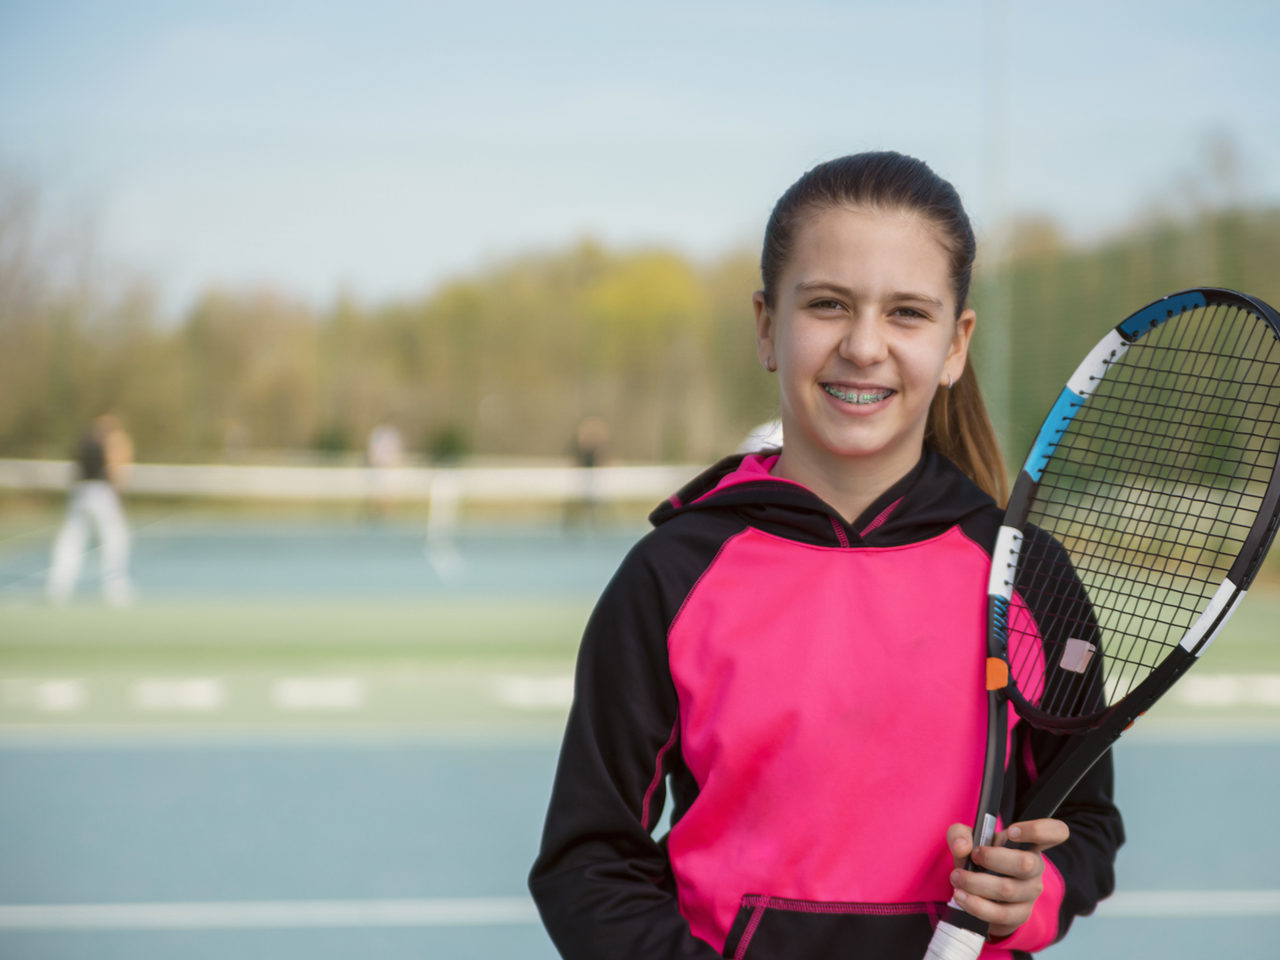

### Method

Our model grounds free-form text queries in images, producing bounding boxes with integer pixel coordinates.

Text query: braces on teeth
[824,384,892,405]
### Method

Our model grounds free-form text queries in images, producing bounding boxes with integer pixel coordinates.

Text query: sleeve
[528,532,725,960]
[995,726,1124,954]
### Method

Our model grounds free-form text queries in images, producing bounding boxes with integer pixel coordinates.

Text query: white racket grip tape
[922,915,986,960]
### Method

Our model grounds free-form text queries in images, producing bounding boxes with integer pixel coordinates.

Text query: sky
[0,0,1277,314]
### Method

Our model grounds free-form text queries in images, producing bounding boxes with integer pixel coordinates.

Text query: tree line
[2,177,1278,467]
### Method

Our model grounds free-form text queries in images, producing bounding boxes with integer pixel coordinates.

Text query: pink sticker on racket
[1059,638,1096,674]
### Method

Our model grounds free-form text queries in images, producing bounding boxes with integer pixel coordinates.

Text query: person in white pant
[46,414,135,606]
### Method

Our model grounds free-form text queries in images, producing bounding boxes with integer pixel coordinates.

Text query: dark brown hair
[760,151,1008,505]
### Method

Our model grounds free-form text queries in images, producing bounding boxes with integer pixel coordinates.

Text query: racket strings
[1044,304,1279,708]
[1009,303,1280,722]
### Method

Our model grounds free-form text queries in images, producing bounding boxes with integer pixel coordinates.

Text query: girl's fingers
[946,823,973,867]
[945,818,1066,933]
[949,887,1033,930]
[951,864,1040,903]
[970,843,1044,881]
[1005,818,1070,852]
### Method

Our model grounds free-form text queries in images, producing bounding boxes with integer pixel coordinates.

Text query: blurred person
[367,422,405,518]
[46,414,135,606]
[565,416,610,529]
[572,416,610,470]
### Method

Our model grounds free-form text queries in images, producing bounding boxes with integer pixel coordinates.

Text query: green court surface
[1,586,1277,732]
[0,600,586,732]
[0,517,628,732]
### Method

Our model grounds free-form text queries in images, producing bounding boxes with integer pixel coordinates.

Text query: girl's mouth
[822,384,895,405]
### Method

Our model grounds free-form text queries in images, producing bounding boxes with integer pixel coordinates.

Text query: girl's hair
[761,151,1009,505]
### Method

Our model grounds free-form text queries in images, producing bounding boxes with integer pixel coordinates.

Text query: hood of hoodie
[649,443,997,548]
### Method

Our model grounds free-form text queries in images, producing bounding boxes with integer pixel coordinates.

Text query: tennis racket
[924,287,1280,960]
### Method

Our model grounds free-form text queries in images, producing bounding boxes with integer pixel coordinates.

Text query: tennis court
[1,512,1278,959]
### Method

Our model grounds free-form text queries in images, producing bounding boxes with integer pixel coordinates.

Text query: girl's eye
[892,306,926,319]
[812,299,844,311]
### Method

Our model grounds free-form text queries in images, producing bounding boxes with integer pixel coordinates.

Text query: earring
[946,373,953,390]
[765,357,777,372]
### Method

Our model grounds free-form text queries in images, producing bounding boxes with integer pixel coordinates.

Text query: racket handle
[922,903,987,960]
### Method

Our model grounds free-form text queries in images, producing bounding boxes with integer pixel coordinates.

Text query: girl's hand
[945,819,1070,938]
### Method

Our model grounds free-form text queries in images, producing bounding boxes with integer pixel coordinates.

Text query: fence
[0,458,704,537]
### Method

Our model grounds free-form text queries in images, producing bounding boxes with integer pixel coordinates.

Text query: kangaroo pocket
[721,895,946,960]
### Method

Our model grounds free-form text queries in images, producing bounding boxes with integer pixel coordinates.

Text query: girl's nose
[839,316,889,367]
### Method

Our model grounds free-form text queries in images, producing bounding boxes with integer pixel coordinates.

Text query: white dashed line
[270,677,366,711]
[131,679,226,712]
[1176,675,1280,707]
[491,675,574,709]
[0,671,587,717]
[33,680,87,712]
[1,679,87,712]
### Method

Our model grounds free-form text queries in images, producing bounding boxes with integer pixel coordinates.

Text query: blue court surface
[1,515,1278,959]
[0,515,646,601]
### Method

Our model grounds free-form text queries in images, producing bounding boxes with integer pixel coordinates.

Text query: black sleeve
[1003,524,1126,946]
[528,517,740,960]
[1005,724,1125,947]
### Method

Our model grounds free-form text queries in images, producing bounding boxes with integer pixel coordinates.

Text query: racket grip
[922,903,988,960]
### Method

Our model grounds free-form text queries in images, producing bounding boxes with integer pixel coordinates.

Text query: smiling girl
[530,153,1123,960]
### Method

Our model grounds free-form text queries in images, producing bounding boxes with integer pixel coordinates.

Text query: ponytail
[926,364,1008,506]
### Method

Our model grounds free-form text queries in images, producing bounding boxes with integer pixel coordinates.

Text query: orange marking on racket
[985,658,1008,690]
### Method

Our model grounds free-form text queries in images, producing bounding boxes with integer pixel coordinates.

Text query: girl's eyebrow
[794,280,852,297]
[793,280,944,308]
[885,290,945,307]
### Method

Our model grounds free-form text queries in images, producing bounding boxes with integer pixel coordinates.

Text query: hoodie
[530,446,1123,959]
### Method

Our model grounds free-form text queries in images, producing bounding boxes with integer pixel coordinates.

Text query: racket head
[996,288,1280,732]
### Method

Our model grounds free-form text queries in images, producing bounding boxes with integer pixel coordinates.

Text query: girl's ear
[943,307,977,385]
[754,291,776,371]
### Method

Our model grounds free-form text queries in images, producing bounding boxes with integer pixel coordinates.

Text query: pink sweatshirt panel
[1006,591,1047,707]
[1000,594,1043,765]
[665,526,995,950]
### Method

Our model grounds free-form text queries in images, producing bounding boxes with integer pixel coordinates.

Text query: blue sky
[1,0,1277,313]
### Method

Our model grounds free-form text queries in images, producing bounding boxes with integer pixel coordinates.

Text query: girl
[529,153,1123,959]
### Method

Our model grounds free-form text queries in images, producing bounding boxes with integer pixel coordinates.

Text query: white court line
[2,891,1276,929]
[491,675,574,709]
[1176,674,1280,707]
[132,678,225,712]
[0,897,539,929]
[1096,890,1280,917]
[270,677,366,711]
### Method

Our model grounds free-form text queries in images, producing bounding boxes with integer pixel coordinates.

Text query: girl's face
[754,205,974,478]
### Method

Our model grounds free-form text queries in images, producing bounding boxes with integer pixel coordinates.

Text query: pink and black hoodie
[530,445,1123,960]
